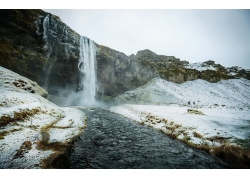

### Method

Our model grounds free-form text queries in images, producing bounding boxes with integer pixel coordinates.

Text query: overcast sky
[44,9,250,69]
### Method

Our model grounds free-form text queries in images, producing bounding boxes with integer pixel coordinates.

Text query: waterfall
[78,36,97,105]
[42,14,58,89]
[38,14,98,106]
[41,14,71,90]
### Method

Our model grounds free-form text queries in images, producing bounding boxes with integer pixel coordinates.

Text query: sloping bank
[110,78,250,168]
[0,66,86,169]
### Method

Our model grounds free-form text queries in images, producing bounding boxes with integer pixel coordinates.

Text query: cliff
[95,45,158,97]
[0,9,80,95]
[0,9,249,99]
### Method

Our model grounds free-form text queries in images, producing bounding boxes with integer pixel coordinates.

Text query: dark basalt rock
[0,9,249,99]
[0,9,80,95]
[95,45,158,97]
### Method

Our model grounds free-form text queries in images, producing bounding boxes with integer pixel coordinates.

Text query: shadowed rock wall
[0,9,249,99]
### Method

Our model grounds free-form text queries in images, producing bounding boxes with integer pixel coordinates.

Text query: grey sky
[44,9,250,69]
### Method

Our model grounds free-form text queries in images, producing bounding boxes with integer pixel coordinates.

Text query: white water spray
[78,36,97,105]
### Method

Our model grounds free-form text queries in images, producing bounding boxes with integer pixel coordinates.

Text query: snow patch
[184,62,216,71]
[110,104,250,148]
[0,66,86,168]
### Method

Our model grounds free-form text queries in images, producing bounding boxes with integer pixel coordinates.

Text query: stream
[51,107,231,169]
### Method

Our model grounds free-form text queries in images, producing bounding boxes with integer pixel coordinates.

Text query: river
[51,107,231,169]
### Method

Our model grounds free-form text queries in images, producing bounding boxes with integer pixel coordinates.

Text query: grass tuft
[193,131,202,139]
[211,144,250,169]
[14,141,32,159]
[0,108,41,127]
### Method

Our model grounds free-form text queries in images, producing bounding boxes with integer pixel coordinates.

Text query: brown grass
[37,117,87,168]
[207,136,228,144]
[0,108,41,127]
[174,124,182,128]
[162,118,168,123]
[40,150,65,169]
[138,112,250,168]
[179,138,250,168]
[14,141,32,158]
[211,144,250,169]
[193,131,202,139]
[0,128,22,140]
[0,130,8,140]
[181,134,191,142]
[187,109,205,115]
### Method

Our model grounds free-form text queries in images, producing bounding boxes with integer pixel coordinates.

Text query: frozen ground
[0,66,86,168]
[111,77,250,150]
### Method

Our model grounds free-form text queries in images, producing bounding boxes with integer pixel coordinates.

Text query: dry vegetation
[211,144,250,169]
[136,110,250,168]
[187,109,205,115]
[193,131,202,139]
[14,141,32,159]
[0,108,41,127]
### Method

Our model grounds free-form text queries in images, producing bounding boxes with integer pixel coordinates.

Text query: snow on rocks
[184,62,216,71]
[0,66,86,168]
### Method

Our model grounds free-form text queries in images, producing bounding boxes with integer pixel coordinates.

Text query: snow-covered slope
[110,104,250,147]
[111,77,250,154]
[0,66,86,168]
[0,66,48,98]
[115,77,250,108]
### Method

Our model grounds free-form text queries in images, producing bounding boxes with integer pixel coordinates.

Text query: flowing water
[51,107,231,169]
[42,15,98,106]
[77,36,97,105]
[42,14,71,90]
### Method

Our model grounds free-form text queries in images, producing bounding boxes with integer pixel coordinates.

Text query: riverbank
[0,66,86,168]
[51,107,230,169]
[110,104,250,168]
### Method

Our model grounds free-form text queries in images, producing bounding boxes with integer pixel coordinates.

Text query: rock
[95,46,158,97]
[0,9,249,100]
[0,9,80,95]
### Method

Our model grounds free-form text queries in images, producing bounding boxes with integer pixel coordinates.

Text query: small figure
[133,93,136,98]
[193,101,195,105]
[188,101,190,105]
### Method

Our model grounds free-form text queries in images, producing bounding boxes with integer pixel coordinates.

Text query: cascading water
[42,14,52,89]
[40,14,71,90]
[77,36,97,105]
[37,14,98,106]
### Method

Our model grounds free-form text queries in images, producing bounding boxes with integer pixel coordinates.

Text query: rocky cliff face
[95,45,158,97]
[133,50,250,84]
[0,9,80,95]
[0,9,158,98]
[0,9,249,100]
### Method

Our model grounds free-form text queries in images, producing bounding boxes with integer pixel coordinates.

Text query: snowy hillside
[111,77,250,158]
[114,77,250,108]
[0,66,86,168]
